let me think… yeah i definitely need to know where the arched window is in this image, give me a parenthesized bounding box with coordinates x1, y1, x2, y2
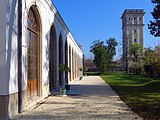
(27, 6, 40, 100)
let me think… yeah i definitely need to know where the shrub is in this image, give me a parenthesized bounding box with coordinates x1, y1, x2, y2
(130, 63, 142, 75)
(143, 47, 160, 78)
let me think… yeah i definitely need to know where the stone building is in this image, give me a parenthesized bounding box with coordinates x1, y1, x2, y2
(121, 9, 145, 69)
(0, 0, 83, 119)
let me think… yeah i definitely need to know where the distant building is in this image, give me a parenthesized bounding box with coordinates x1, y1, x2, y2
(121, 9, 145, 69)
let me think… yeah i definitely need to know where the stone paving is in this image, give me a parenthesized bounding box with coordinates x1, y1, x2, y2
(12, 76, 142, 120)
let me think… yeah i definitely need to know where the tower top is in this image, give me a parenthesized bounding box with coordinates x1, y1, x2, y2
(121, 9, 145, 18)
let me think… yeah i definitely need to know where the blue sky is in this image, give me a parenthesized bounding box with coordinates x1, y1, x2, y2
(52, 0, 160, 60)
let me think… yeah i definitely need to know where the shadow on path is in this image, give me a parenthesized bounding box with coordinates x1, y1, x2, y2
(12, 76, 142, 120)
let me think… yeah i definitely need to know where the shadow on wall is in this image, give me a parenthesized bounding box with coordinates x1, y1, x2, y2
(6, 0, 18, 92)
(6, 0, 18, 119)
(44, 24, 57, 90)
(43, 7, 71, 90)
(44, 30, 50, 84)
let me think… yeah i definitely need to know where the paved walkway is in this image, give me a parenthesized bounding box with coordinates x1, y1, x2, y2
(12, 76, 142, 120)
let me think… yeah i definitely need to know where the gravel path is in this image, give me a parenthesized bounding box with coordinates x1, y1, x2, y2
(12, 76, 142, 120)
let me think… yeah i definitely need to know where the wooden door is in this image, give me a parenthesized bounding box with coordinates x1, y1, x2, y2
(27, 7, 39, 100)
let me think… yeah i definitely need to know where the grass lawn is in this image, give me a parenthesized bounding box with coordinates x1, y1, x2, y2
(101, 72, 160, 119)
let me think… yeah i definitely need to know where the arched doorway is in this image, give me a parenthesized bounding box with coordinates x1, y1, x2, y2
(65, 40, 68, 84)
(49, 25, 57, 91)
(27, 6, 41, 100)
(59, 34, 63, 86)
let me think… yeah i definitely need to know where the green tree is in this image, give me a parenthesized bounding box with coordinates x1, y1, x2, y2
(129, 43, 143, 74)
(129, 43, 143, 62)
(90, 40, 107, 72)
(106, 38, 118, 68)
(143, 47, 160, 77)
(143, 48, 155, 65)
(148, 0, 160, 37)
(90, 38, 118, 72)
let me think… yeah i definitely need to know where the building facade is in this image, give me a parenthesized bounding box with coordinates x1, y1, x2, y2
(121, 9, 145, 69)
(0, 0, 83, 119)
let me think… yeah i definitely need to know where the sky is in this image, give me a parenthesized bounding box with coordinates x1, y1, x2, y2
(52, 0, 160, 60)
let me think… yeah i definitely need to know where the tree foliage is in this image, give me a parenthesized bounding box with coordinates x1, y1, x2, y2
(129, 43, 143, 75)
(90, 38, 118, 72)
(129, 43, 143, 62)
(106, 38, 118, 68)
(128, 45, 160, 77)
(148, 0, 160, 37)
(90, 40, 107, 72)
(143, 47, 160, 77)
